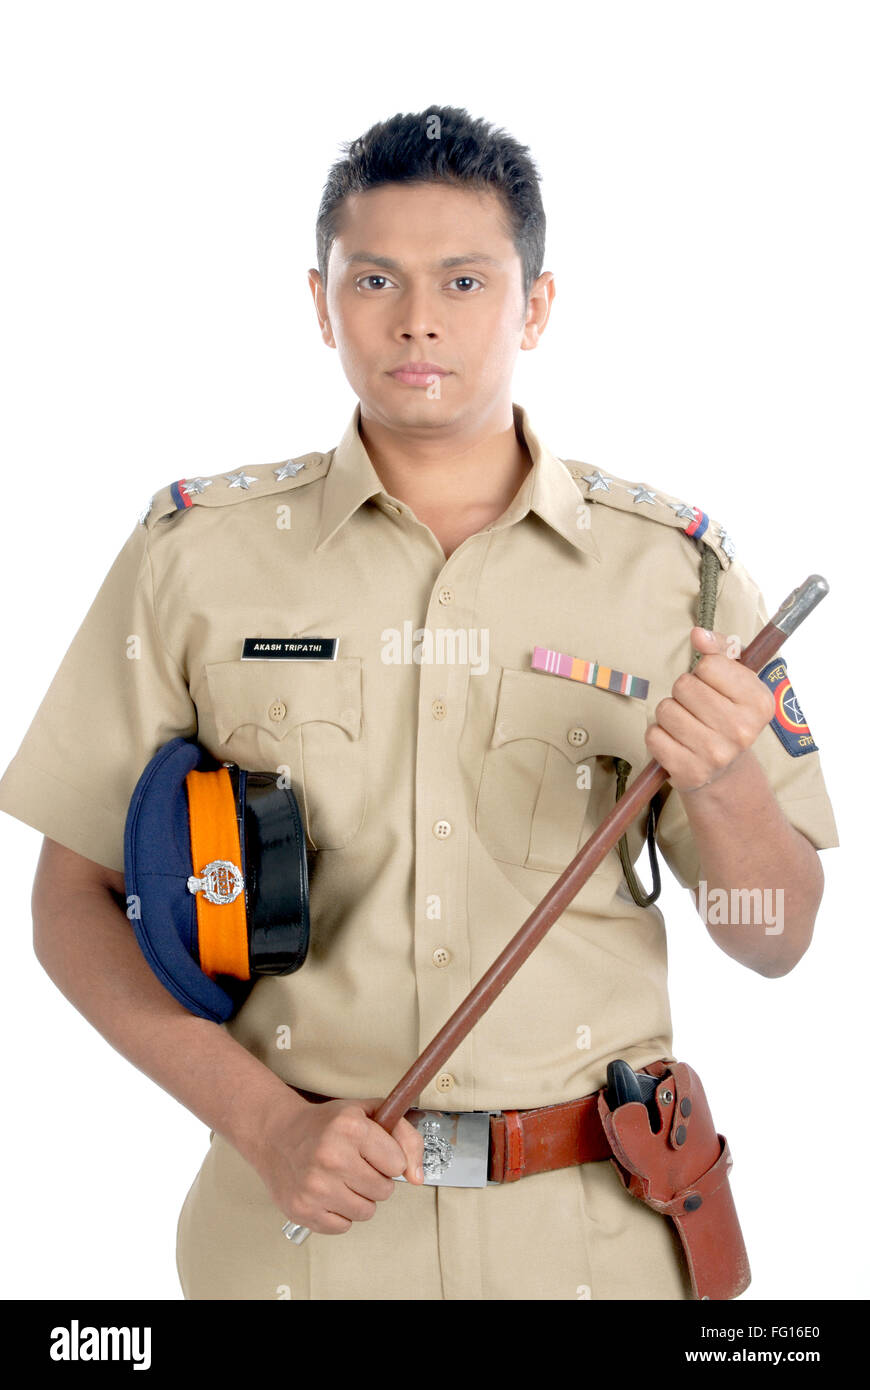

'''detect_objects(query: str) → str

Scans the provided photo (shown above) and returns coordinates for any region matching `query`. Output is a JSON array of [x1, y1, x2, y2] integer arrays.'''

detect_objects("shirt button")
[[435, 1073, 455, 1092], [432, 698, 447, 720], [432, 947, 451, 967], [268, 700, 287, 723], [437, 587, 454, 605], [433, 819, 452, 838], [567, 726, 589, 747]]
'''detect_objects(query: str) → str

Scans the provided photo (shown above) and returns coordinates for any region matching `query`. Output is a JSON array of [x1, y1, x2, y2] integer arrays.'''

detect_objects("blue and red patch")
[[683, 507, 709, 540], [170, 479, 194, 511], [758, 658, 818, 757]]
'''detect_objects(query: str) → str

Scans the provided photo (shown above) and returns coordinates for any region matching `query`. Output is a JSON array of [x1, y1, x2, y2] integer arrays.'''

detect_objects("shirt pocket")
[[474, 666, 651, 873], [202, 657, 365, 851]]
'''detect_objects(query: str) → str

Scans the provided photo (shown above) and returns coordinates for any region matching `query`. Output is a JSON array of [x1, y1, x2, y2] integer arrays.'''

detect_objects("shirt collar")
[[314, 400, 601, 562]]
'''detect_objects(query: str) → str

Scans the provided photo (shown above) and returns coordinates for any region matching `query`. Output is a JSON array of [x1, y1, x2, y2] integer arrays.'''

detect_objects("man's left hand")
[[644, 627, 776, 793]]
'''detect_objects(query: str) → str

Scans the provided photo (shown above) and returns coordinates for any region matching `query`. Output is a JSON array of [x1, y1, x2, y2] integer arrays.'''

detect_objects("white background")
[[0, 0, 866, 1301]]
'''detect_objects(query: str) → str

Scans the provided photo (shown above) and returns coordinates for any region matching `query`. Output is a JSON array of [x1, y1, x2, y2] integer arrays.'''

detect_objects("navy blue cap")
[[124, 737, 250, 1021], [124, 736, 310, 1023]]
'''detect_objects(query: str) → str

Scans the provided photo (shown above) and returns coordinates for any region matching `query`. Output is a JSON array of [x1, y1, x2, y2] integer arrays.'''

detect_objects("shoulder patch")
[[139, 450, 330, 528], [758, 658, 819, 757], [561, 459, 735, 570]]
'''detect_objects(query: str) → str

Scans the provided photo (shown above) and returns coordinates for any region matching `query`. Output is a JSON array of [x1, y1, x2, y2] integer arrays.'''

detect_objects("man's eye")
[[356, 274, 483, 292]]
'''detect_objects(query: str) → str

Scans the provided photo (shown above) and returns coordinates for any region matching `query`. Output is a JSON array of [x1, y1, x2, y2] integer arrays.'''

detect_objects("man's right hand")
[[30, 840, 427, 1243], [256, 1094, 426, 1236]]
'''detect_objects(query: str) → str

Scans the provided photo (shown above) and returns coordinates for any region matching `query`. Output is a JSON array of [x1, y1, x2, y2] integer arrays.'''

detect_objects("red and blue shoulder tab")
[[564, 461, 736, 569], [137, 450, 329, 528]]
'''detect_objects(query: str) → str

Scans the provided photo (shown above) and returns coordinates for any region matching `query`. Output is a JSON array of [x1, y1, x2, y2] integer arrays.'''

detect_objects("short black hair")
[[315, 105, 546, 306]]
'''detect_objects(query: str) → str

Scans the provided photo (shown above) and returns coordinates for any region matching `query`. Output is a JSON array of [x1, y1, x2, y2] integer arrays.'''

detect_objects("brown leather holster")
[[597, 1059, 751, 1300]]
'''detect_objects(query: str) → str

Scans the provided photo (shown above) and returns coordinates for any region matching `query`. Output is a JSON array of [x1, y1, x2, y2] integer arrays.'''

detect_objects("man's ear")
[[521, 270, 555, 349], [308, 269, 333, 345]]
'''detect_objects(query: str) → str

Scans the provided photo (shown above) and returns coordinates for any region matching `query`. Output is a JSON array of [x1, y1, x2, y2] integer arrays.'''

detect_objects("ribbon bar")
[[531, 646, 650, 701]]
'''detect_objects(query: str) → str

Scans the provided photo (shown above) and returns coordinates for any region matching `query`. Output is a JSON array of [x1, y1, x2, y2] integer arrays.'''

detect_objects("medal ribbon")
[[531, 646, 649, 700]]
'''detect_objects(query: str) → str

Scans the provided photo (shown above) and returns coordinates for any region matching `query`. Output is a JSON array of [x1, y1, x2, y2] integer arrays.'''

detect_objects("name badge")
[[241, 637, 339, 661]]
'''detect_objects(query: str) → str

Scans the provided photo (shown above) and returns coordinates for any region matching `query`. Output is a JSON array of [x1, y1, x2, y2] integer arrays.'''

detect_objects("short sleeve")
[[0, 521, 197, 873], [654, 555, 839, 891]]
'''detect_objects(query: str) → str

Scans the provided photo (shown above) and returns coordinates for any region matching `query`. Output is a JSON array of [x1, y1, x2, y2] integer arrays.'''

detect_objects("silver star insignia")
[[274, 459, 306, 480], [138, 496, 153, 525], [224, 469, 258, 490], [581, 469, 612, 492], [182, 477, 213, 496], [717, 525, 736, 559], [669, 502, 698, 521], [628, 485, 657, 506]]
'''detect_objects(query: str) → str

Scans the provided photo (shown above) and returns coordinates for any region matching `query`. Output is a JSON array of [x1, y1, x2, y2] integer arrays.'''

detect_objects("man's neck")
[[358, 401, 533, 524]]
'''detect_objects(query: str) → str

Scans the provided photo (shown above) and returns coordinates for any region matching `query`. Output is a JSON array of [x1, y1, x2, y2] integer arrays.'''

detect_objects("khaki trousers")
[[176, 1130, 694, 1300]]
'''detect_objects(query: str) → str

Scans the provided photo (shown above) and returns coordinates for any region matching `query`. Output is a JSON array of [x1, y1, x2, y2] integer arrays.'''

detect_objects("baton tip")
[[282, 1221, 312, 1245], [772, 574, 830, 636]]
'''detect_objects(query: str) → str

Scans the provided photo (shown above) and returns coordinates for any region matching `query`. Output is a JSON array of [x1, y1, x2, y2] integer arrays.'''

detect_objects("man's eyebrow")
[[343, 252, 504, 270]]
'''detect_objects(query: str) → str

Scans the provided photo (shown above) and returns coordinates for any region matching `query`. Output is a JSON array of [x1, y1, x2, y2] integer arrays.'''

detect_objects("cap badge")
[[187, 860, 244, 905]]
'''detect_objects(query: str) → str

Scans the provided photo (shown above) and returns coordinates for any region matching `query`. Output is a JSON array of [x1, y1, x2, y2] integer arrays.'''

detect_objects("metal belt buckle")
[[394, 1108, 501, 1188]]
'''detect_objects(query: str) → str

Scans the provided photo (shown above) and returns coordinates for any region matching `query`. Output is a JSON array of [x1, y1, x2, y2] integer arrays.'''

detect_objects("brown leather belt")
[[286, 1059, 751, 1300], [287, 1061, 669, 1184], [487, 1092, 613, 1180]]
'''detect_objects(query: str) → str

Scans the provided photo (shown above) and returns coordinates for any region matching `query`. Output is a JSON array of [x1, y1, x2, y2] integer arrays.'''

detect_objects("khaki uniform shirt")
[[0, 402, 838, 1300]]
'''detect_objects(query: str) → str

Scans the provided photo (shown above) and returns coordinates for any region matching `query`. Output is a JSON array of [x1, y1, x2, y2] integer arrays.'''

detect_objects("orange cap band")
[[185, 767, 251, 980]]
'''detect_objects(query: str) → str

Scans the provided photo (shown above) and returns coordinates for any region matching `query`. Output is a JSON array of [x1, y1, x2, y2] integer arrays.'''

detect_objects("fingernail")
[[703, 630, 715, 642], [416, 1166, 424, 1182]]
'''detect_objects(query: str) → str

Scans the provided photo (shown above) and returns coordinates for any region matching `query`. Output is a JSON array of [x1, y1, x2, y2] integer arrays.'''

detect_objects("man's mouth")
[[388, 362, 451, 387]]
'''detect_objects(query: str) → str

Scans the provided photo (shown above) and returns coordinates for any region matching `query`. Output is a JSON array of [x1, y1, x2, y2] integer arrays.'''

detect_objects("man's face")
[[309, 181, 553, 433]]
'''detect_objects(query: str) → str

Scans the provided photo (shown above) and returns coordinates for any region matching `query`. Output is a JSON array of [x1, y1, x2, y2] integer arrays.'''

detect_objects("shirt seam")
[[2, 750, 127, 820], [659, 790, 836, 848], [143, 525, 193, 690], [464, 526, 496, 1114]]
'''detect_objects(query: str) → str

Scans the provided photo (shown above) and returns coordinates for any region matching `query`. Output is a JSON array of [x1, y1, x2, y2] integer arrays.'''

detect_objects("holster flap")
[[597, 1061, 751, 1301]]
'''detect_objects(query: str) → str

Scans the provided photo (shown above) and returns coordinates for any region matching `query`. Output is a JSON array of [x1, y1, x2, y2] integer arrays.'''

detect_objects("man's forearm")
[[32, 880, 303, 1170], [678, 747, 823, 976]]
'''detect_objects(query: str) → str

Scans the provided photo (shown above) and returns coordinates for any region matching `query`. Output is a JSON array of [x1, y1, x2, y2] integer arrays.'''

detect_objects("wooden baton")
[[283, 574, 829, 1244]]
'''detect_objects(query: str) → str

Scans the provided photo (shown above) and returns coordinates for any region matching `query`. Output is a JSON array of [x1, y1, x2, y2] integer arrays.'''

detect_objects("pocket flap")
[[491, 666, 648, 761], [204, 657, 362, 745]]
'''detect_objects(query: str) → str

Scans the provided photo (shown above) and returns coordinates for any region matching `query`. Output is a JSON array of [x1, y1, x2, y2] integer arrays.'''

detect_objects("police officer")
[[0, 106, 838, 1300]]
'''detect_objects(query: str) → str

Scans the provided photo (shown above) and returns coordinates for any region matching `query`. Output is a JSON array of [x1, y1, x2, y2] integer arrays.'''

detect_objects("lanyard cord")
[[613, 543, 722, 907]]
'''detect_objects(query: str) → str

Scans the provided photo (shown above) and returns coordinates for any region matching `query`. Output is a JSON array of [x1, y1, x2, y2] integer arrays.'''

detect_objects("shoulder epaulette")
[[561, 459, 736, 570], [138, 450, 330, 529]]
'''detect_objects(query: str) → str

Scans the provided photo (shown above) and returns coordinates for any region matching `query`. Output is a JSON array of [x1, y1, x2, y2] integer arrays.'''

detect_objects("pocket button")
[[268, 699, 287, 723], [567, 726, 589, 747]]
